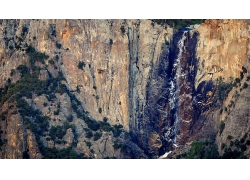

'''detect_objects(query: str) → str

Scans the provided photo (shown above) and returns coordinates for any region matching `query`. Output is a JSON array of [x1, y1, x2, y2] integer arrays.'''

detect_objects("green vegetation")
[[48, 59, 54, 65], [113, 140, 126, 152], [22, 150, 30, 159], [10, 69, 15, 76], [103, 117, 108, 122], [178, 133, 250, 159], [26, 45, 49, 69], [99, 121, 112, 132], [85, 141, 92, 148], [81, 115, 124, 139], [221, 143, 226, 150], [93, 132, 102, 141], [53, 109, 59, 115], [67, 114, 73, 122], [82, 115, 100, 131], [112, 124, 123, 137], [38, 144, 87, 159], [21, 26, 28, 36], [217, 77, 233, 102], [152, 19, 205, 29], [227, 135, 233, 140], [0, 45, 128, 158], [85, 129, 93, 139], [16, 99, 50, 135], [219, 121, 225, 135], [222, 146, 247, 159], [77, 61, 85, 70], [242, 66, 247, 74], [109, 39, 113, 45], [49, 125, 67, 140], [120, 26, 126, 34], [0, 52, 85, 158], [48, 122, 76, 143], [243, 82, 248, 89], [176, 139, 219, 159], [98, 107, 102, 113], [55, 42, 62, 49], [76, 85, 80, 93]]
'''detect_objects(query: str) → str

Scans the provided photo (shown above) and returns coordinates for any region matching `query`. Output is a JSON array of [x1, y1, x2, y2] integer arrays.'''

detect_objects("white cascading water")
[[160, 31, 187, 158]]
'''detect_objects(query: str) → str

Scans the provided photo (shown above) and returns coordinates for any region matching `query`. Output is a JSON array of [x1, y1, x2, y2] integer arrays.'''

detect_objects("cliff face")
[[0, 19, 171, 158], [0, 19, 250, 158], [195, 19, 250, 88]]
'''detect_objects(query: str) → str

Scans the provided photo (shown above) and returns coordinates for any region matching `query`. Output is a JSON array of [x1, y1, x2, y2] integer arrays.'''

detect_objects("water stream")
[[163, 31, 188, 151]]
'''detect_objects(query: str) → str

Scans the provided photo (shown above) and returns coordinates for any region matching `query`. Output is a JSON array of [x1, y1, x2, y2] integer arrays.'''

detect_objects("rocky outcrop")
[[0, 102, 42, 158], [1, 19, 250, 158], [195, 19, 250, 88]]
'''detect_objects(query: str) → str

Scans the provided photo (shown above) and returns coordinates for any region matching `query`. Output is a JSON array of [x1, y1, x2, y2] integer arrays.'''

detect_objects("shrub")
[[227, 135, 233, 140], [26, 45, 49, 66], [113, 140, 122, 150], [93, 132, 102, 141], [48, 59, 54, 65], [185, 140, 219, 159], [112, 124, 123, 137], [76, 85, 80, 93], [221, 148, 246, 159], [103, 117, 108, 122], [21, 26, 28, 36], [152, 19, 205, 29], [10, 69, 15, 76], [55, 55, 59, 61], [230, 141, 234, 147], [22, 150, 30, 159], [113, 140, 126, 152], [57, 84, 67, 95], [77, 61, 85, 70], [243, 82, 248, 89], [242, 66, 247, 74], [85, 130, 93, 139], [234, 139, 240, 147], [67, 114, 73, 122], [43, 102, 47, 107], [99, 121, 112, 132], [58, 71, 65, 81], [49, 125, 66, 140], [109, 39, 113, 45], [217, 77, 233, 102], [84, 141, 92, 148], [246, 140, 250, 145], [219, 121, 225, 135], [221, 143, 226, 150], [17, 65, 29, 77], [55, 42, 62, 49], [84, 117, 100, 131], [98, 108, 102, 114], [120, 26, 126, 34], [54, 109, 59, 115]]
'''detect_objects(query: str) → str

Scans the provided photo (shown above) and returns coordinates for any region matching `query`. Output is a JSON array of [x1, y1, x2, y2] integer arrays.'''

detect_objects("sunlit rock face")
[[0, 19, 250, 158]]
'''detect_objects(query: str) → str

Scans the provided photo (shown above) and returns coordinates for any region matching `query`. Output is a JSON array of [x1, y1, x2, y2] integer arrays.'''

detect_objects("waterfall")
[[164, 31, 188, 149]]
